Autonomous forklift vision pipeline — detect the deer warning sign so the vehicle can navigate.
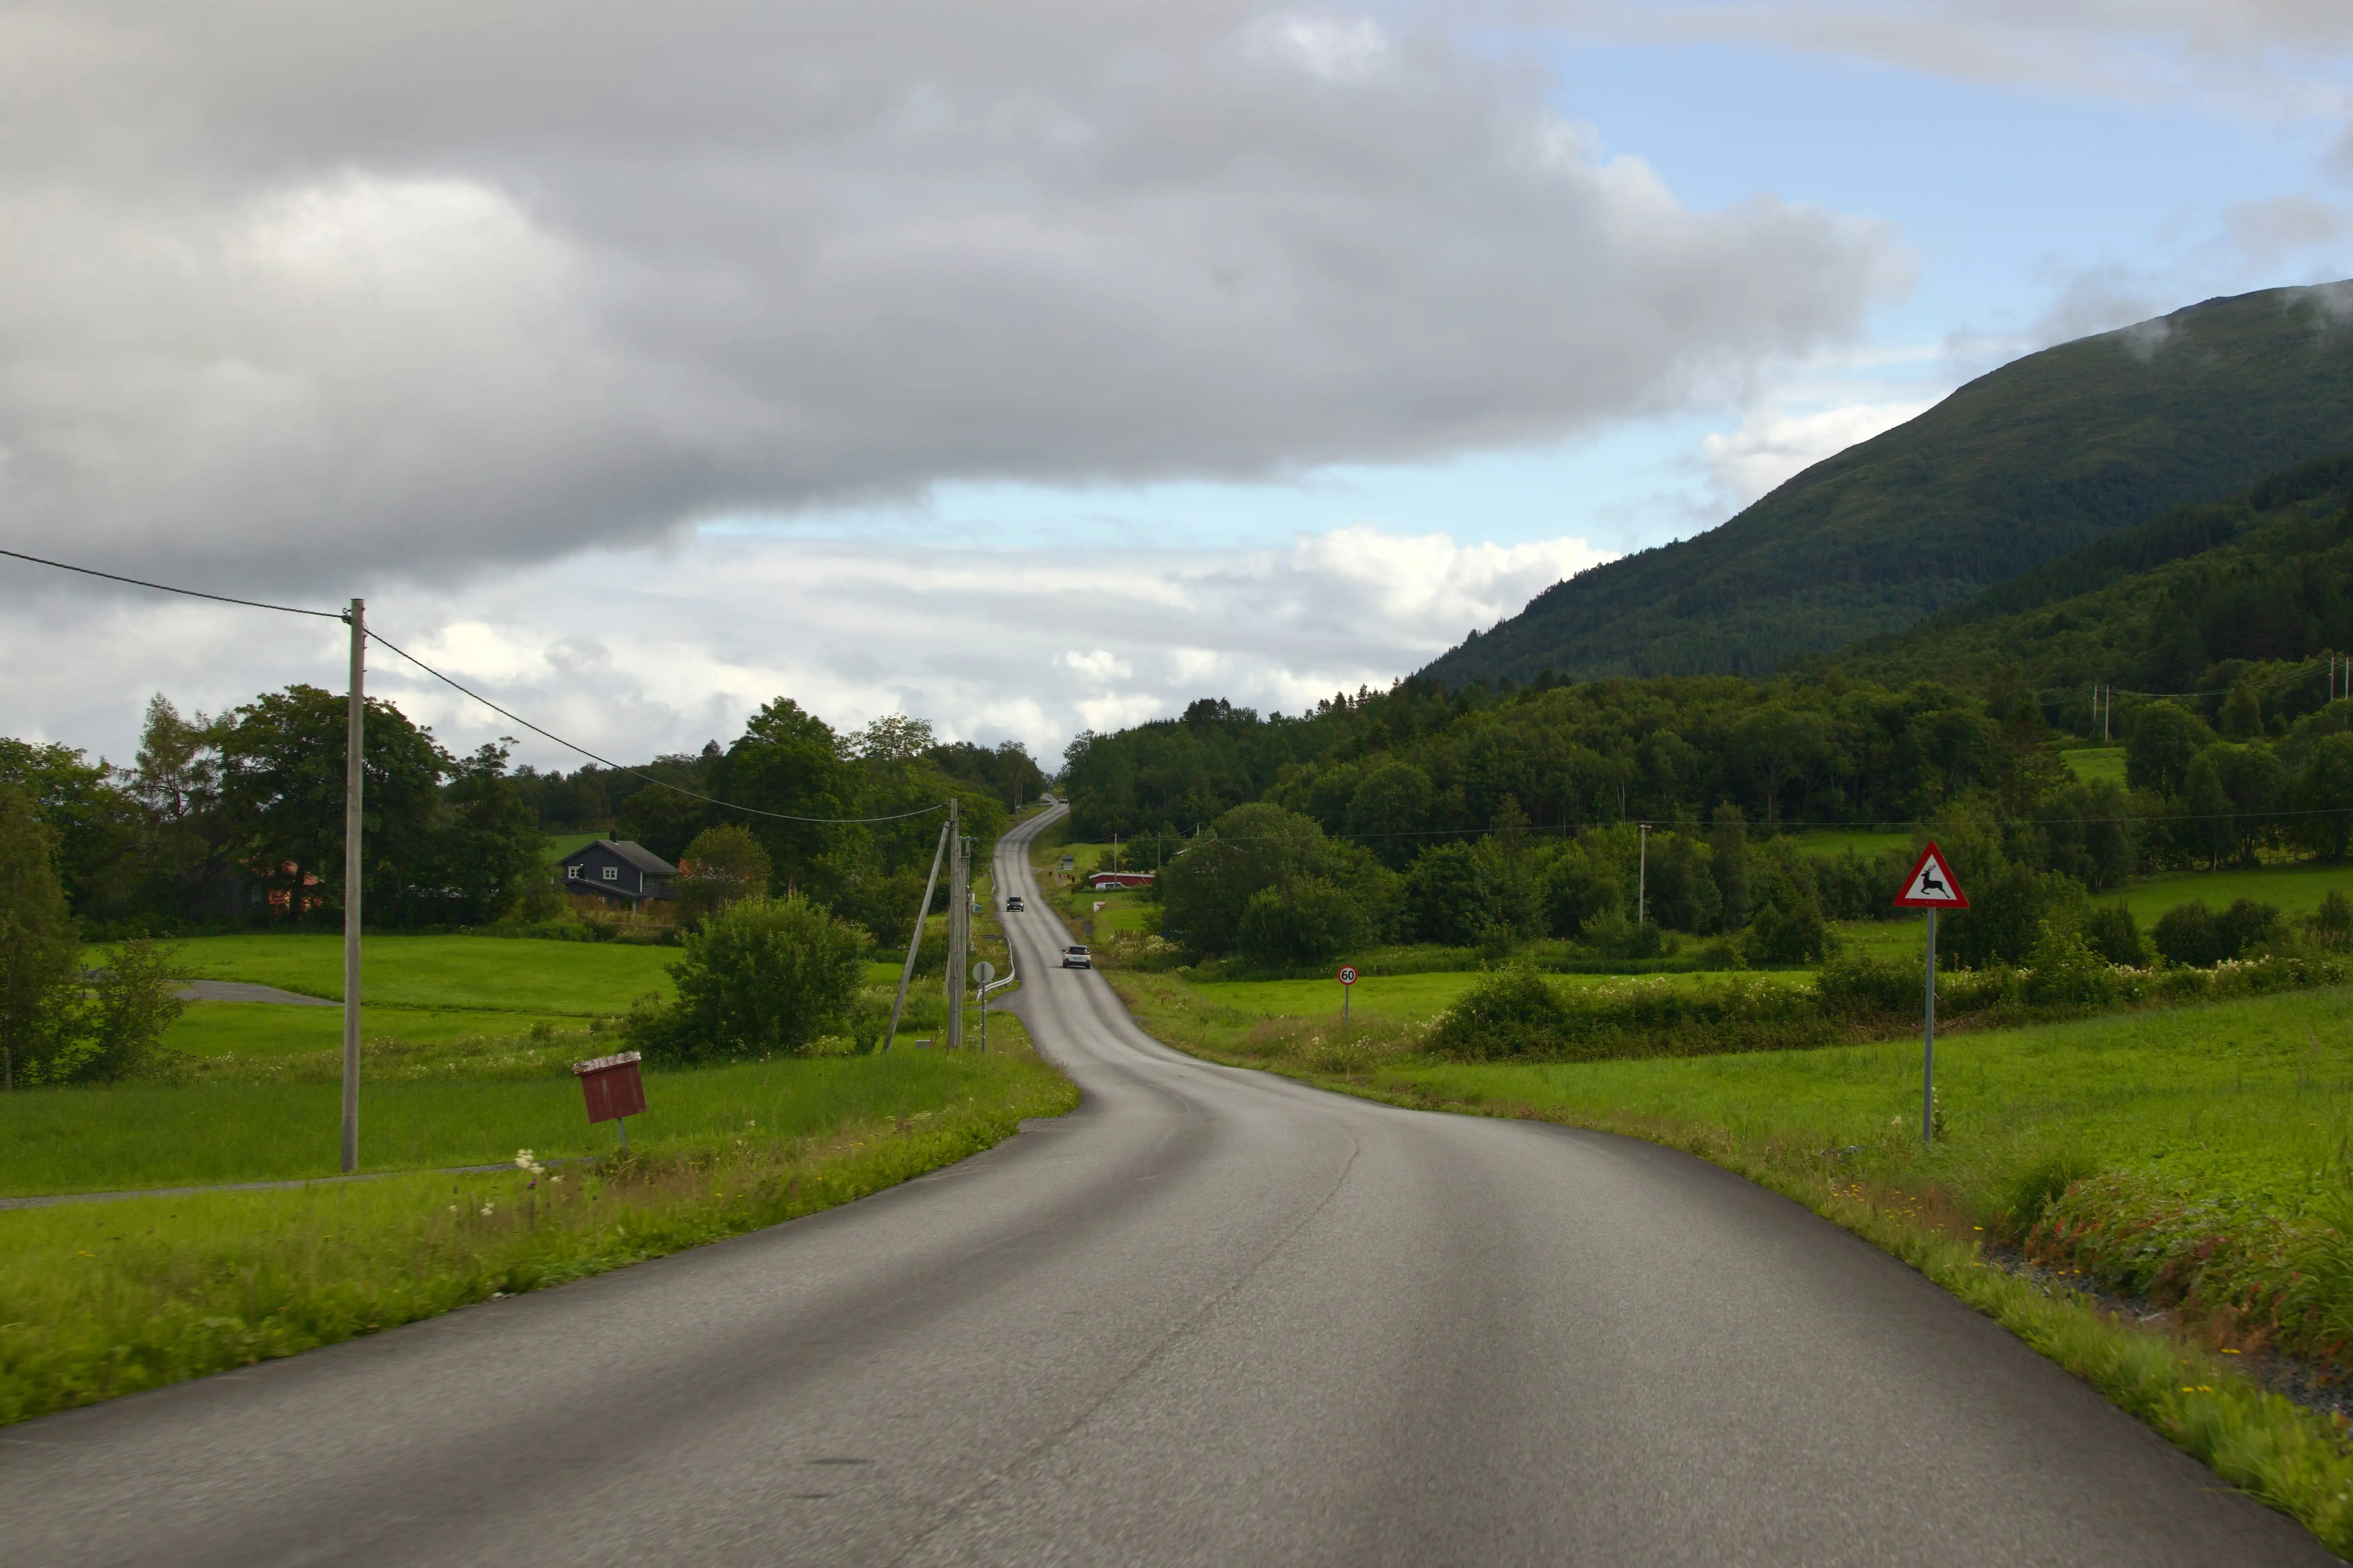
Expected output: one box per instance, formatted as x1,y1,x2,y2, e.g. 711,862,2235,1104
1893,841,1969,909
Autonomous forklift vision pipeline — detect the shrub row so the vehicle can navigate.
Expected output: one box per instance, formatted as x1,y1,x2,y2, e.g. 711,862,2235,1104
1426,949,2353,1064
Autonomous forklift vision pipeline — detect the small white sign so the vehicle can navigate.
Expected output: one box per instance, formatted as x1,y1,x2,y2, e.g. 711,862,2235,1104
972,960,996,986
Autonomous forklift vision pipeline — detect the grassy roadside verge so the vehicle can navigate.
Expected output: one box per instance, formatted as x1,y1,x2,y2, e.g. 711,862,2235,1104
0,1037,1076,1426
1106,968,2353,1556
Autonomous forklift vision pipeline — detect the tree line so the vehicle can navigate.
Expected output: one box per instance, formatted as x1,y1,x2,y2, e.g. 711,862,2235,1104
1077,662,2353,973
1,689,1045,953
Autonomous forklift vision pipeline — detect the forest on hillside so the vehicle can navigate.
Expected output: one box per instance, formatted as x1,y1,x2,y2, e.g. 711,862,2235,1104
1427,282,2353,687
1067,460,2353,975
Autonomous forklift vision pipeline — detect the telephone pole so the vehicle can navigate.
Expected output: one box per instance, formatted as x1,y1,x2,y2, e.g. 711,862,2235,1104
1637,821,1649,928
946,798,967,1049
341,598,365,1174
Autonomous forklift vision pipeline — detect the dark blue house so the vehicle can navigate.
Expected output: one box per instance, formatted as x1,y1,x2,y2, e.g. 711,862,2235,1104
559,835,677,908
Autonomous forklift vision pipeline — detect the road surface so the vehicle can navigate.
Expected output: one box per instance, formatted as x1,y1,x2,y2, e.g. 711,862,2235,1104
0,806,2330,1565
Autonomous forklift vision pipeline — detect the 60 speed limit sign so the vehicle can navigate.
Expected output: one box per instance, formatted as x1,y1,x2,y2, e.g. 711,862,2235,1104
1337,966,1358,986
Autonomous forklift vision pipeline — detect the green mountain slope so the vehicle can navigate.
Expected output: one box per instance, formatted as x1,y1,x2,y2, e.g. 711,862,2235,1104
1825,453,2353,717
1423,281,2353,688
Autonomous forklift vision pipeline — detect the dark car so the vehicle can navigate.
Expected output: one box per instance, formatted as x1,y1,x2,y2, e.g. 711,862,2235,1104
1061,945,1091,969
1005,895,1024,912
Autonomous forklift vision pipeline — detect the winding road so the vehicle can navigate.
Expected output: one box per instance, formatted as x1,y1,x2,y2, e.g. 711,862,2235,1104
1,805,2331,1565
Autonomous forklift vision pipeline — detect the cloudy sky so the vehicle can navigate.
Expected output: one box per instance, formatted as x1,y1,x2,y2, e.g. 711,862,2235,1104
2,2,2349,771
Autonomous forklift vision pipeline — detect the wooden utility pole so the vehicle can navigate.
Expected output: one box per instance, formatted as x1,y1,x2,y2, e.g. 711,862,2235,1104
946,798,967,1049
341,598,365,1174
883,818,950,1051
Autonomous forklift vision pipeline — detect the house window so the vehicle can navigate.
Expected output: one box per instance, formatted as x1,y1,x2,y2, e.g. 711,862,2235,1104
602,866,619,881
565,865,581,880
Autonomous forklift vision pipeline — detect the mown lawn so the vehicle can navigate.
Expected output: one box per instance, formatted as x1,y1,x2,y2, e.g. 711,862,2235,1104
167,934,679,1015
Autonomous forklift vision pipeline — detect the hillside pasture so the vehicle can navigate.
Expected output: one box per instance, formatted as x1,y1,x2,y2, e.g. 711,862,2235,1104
166,1002,586,1059
170,934,678,1015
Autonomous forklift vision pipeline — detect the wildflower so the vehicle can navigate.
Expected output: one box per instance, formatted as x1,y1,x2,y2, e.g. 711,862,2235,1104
513,1149,546,1177
480,1205,495,1217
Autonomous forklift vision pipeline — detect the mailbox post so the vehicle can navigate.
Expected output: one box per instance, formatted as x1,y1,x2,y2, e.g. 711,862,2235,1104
573,1050,648,1151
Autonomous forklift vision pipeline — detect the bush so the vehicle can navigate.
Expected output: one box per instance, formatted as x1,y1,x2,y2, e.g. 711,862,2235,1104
1578,908,1665,960
2021,923,2116,1008
2309,889,2353,951
2080,903,2150,967
1424,967,1570,1060
2153,898,2282,967
629,894,867,1063
1815,948,1922,1018
2152,901,2221,966
1739,895,1829,965
2218,896,2283,957
1429,969,1826,1062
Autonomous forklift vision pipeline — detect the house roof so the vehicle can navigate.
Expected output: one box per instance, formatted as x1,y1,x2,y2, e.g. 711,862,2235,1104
564,838,678,877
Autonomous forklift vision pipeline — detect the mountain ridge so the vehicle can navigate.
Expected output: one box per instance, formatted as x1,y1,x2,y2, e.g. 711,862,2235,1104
1421,280,2353,688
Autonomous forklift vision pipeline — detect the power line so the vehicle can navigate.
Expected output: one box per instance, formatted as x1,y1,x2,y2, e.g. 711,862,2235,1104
0,547,345,620
0,545,945,827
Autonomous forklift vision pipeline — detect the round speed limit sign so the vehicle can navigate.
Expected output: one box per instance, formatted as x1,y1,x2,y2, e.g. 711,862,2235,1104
1337,966,1358,986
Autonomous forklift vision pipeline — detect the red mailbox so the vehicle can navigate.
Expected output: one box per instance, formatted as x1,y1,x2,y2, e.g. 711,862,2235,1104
573,1051,647,1147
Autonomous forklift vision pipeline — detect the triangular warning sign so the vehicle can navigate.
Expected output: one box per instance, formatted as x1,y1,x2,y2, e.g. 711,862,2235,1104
1894,841,1969,909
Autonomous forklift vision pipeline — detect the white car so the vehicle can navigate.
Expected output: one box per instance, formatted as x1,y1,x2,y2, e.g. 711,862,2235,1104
1061,945,1092,969
1005,895,1025,912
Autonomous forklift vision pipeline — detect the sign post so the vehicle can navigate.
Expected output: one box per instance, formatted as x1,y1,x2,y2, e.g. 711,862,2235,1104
972,961,996,1051
1337,964,1358,1025
1892,841,1968,1147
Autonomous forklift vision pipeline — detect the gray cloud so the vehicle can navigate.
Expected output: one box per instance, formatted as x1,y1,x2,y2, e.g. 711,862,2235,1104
0,2,1898,589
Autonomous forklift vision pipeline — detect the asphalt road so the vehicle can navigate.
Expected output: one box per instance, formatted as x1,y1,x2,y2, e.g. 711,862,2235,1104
1,805,2333,1565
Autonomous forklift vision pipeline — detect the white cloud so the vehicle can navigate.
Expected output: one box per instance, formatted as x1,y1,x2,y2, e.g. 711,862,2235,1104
0,2,1898,591
1702,398,1935,506
0,523,1617,769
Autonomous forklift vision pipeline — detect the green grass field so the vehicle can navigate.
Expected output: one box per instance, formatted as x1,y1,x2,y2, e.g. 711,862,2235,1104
0,1049,1008,1197
1183,966,1815,1029
1118,967,2353,1220
169,934,678,1014
2062,746,2128,786
1391,986,2353,1217
0,1039,1078,1427
1783,827,1912,860
543,830,603,864
165,1002,585,1059
2119,863,2353,925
